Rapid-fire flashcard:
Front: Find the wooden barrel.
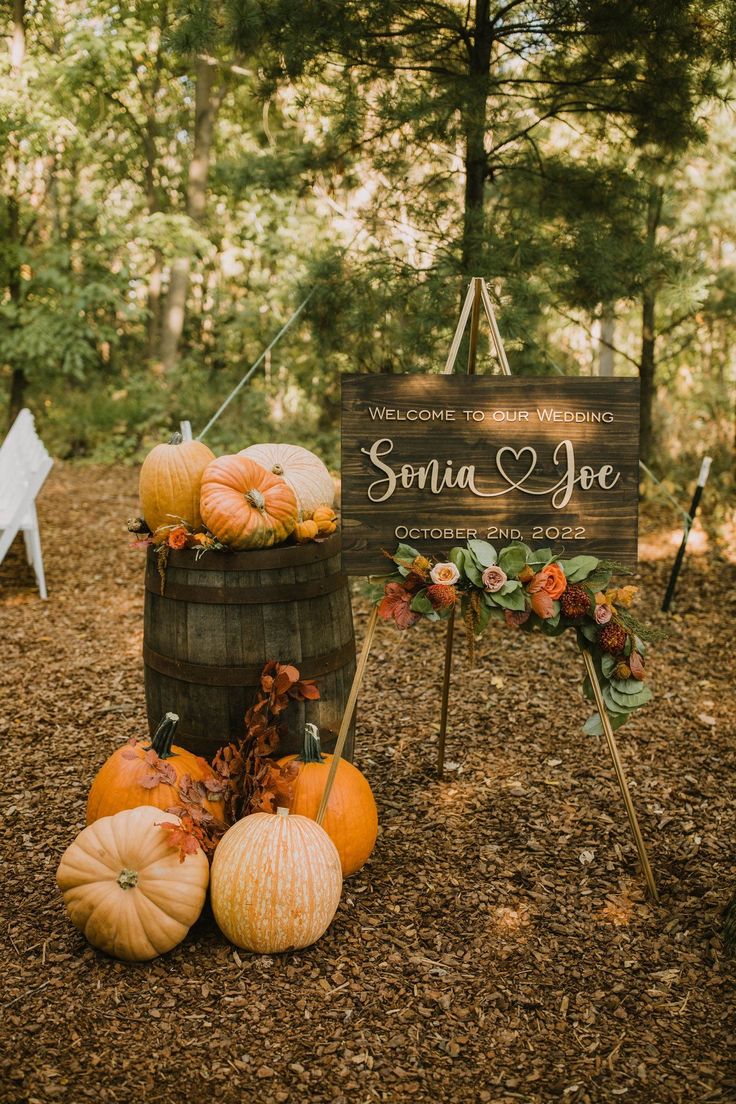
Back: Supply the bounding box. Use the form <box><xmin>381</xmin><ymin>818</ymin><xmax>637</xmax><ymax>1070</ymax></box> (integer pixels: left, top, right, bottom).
<box><xmin>143</xmin><ymin>533</ymin><xmax>356</xmax><ymax>761</ymax></box>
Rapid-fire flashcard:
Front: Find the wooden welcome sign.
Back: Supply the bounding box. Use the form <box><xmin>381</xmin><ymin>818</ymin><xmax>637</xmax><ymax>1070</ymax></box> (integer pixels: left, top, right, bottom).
<box><xmin>341</xmin><ymin>375</ymin><xmax>640</xmax><ymax>575</ymax></box>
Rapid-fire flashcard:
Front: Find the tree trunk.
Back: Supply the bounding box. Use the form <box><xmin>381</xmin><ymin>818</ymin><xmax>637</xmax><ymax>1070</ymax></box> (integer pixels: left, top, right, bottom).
<box><xmin>159</xmin><ymin>57</ymin><xmax>222</xmax><ymax>373</ymax></box>
<box><xmin>145</xmin><ymin>1</ymin><xmax>167</xmax><ymax>361</ymax></box>
<box><xmin>7</xmin><ymin>0</ymin><xmax>26</xmax><ymax>428</ymax></box>
<box><xmin>639</xmin><ymin>184</ymin><xmax>663</xmax><ymax>464</ymax></box>
<box><xmin>460</xmin><ymin>0</ymin><xmax>492</xmax><ymax>277</ymax></box>
<box><xmin>598</xmin><ymin>307</ymin><xmax>615</xmax><ymax>376</ymax></box>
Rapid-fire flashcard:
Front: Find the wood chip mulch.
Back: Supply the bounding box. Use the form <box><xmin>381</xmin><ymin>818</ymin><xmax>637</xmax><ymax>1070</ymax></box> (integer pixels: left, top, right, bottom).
<box><xmin>1</xmin><ymin>463</ymin><xmax>734</xmax><ymax>1104</ymax></box>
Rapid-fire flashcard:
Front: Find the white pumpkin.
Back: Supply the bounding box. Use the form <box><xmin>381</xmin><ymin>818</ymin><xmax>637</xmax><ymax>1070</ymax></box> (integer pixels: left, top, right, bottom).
<box><xmin>210</xmin><ymin>808</ymin><xmax>342</xmax><ymax>953</ymax></box>
<box><xmin>239</xmin><ymin>443</ymin><xmax>334</xmax><ymax>518</ymax></box>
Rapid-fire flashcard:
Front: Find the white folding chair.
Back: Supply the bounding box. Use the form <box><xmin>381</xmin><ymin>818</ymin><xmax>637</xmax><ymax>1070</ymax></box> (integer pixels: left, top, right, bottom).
<box><xmin>0</xmin><ymin>409</ymin><xmax>53</xmax><ymax>599</ymax></box>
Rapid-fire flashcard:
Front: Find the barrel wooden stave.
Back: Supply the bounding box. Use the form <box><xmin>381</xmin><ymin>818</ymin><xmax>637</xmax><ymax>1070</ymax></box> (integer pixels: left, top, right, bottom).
<box><xmin>143</xmin><ymin>535</ymin><xmax>356</xmax><ymax>761</ymax></box>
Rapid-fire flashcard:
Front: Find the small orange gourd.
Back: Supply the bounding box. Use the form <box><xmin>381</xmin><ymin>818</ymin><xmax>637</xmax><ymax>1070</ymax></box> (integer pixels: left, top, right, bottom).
<box><xmin>311</xmin><ymin>505</ymin><xmax>338</xmax><ymax>536</ymax></box>
<box><xmin>86</xmin><ymin>713</ymin><xmax>226</xmax><ymax>826</ymax></box>
<box><xmin>200</xmin><ymin>455</ymin><xmax>298</xmax><ymax>549</ymax></box>
<box><xmin>293</xmin><ymin>519</ymin><xmax>319</xmax><ymax>543</ymax></box>
<box><xmin>277</xmin><ymin>724</ymin><xmax>378</xmax><ymax>876</ymax></box>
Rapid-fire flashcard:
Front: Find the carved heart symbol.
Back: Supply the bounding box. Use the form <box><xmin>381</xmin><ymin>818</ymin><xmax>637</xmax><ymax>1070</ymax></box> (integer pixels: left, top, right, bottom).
<box><xmin>495</xmin><ymin>446</ymin><xmax>538</xmax><ymax>489</ymax></box>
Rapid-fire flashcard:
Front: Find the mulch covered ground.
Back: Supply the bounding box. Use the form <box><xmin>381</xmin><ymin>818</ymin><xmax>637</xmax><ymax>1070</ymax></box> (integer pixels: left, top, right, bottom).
<box><xmin>1</xmin><ymin>463</ymin><xmax>734</xmax><ymax>1104</ymax></box>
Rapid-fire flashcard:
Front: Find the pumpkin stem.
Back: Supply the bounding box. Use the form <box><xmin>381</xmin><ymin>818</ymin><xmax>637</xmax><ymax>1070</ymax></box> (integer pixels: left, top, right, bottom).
<box><xmin>169</xmin><ymin>431</ymin><xmax>183</xmax><ymax>445</ymax></box>
<box><xmin>300</xmin><ymin>722</ymin><xmax>325</xmax><ymax>763</ymax></box>
<box><xmin>277</xmin><ymin>806</ymin><xmax>289</xmax><ymax>818</ymax></box>
<box><xmin>272</xmin><ymin>463</ymin><xmax>284</xmax><ymax>475</ymax></box>
<box><xmin>245</xmin><ymin>487</ymin><xmax>266</xmax><ymax>511</ymax></box>
<box><xmin>117</xmin><ymin>869</ymin><xmax>139</xmax><ymax>890</ymax></box>
<box><xmin>150</xmin><ymin>712</ymin><xmax>179</xmax><ymax>759</ymax></box>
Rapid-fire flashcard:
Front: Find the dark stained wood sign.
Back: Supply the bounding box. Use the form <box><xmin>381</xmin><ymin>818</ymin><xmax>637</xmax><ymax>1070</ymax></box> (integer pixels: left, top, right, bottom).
<box><xmin>341</xmin><ymin>375</ymin><xmax>640</xmax><ymax>574</ymax></box>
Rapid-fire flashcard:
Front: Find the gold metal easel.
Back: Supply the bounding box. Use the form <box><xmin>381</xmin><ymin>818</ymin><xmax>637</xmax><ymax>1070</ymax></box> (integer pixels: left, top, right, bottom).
<box><xmin>320</xmin><ymin>276</ymin><xmax>659</xmax><ymax>902</ymax></box>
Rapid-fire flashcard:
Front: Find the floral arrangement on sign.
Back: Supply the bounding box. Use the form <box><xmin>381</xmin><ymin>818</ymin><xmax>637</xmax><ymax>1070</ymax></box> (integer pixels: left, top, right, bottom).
<box><xmin>128</xmin><ymin>435</ymin><xmax>338</xmax><ymax>560</ymax></box>
<box><xmin>376</xmin><ymin>539</ymin><xmax>660</xmax><ymax>735</ymax></box>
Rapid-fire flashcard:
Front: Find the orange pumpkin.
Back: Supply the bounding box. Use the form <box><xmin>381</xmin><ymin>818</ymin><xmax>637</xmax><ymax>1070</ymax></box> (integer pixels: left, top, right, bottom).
<box><xmin>200</xmin><ymin>455</ymin><xmax>298</xmax><ymax>549</ymax></box>
<box><xmin>277</xmin><ymin>724</ymin><xmax>378</xmax><ymax>877</ymax></box>
<box><xmin>86</xmin><ymin>713</ymin><xmax>226</xmax><ymax>826</ymax></box>
<box><xmin>139</xmin><ymin>432</ymin><xmax>215</xmax><ymax>541</ymax></box>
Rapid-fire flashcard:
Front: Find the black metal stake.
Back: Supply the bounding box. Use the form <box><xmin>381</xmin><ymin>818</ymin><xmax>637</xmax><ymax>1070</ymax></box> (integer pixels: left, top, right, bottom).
<box><xmin>661</xmin><ymin>456</ymin><xmax>712</xmax><ymax>613</ymax></box>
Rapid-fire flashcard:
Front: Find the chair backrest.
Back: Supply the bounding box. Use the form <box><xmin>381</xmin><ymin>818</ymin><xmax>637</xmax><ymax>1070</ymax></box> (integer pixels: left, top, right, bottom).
<box><xmin>0</xmin><ymin>409</ymin><xmax>53</xmax><ymax>517</ymax></box>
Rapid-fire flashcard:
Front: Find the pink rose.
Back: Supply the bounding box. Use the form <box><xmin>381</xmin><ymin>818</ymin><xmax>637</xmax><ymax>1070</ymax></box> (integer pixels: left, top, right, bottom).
<box><xmin>594</xmin><ymin>604</ymin><xmax>612</xmax><ymax>625</ymax></box>
<box><xmin>482</xmin><ymin>565</ymin><xmax>508</xmax><ymax>592</ymax></box>
<box><xmin>430</xmin><ymin>562</ymin><xmax>460</xmax><ymax>585</ymax></box>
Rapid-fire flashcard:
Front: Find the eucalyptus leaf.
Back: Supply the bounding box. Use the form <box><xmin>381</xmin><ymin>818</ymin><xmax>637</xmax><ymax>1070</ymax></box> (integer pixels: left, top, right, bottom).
<box><xmin>559</xmin><ymin>555</ymin><xmax>600</xmax><ymax>582</ymax></box>
<box><xmin>583</xmin><ymin>711</ymin><xmax>629</xmax><ymax>737</ymax></box>
<box><xmin>467</xmin><ymin>539</ymin><xmax>497</xmax><ymax>567</ymax></box>
<box><xmin>498</xmin><ymin>544</ymin><xmax>528</xmax><ymax>576</ymax></box>
<box><xmin>601</xmin><ymin>653</ymin><xmax>618</xmax><ymax>678</ymax></box>
<box><xmin>489</xmin><ymin>587</ymin><xmax>526</xmax><ymax>611</ymax></box>
<box><xmin>410</xmin><ymin>590</ymin><xmax>434</xmax><ymax>615</ymax></box>
<box><xmin>394</xmin><ymin>542</ymin><xmax>420</xmax><ymax>575</ymax></box>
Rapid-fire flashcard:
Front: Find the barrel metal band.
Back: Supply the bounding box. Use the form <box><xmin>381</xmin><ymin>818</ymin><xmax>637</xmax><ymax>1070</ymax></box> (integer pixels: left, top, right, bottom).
<box><xmin>143</xmin><ymin>640</ymin><xmax>356</xmax><ymax>686</ymax></box>
<box><xmin>145</xmin><ymin>565</ymin><xmax>348</xmax><ymax>604</ymax></box>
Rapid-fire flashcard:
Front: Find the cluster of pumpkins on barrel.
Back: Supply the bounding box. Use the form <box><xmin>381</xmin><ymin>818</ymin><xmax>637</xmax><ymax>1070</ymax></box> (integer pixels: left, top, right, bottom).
<box><xmin>138</xmin><ymin>435</ymin><xmax>338</xmax><ymax>547</ymax></box>
<box><xmin>56</xmin><ymin>716</ymin><xmax>378</xmax><ymax>961</ymax></box>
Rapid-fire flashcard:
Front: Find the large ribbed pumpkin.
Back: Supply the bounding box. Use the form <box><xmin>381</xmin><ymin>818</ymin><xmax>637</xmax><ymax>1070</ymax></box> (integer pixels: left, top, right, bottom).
<box><xmin>56</xmin><ymin>806</ymin><xmax>209</xmax><ymax>961</ymax></box>
<box><xmin>210</xmin><ymin>808</ymin><xmax>342</xmax><ymax>952</ymax></box>
<box><xmin>86</xmin><ymin>713</ymin><xmax>226</xmax><ymax>826</ymax></box>
<box><xmin>239</xmin><ymin>443</ymin><xmax>334</xmax><ymax>517</ymax></box>
<box><xmin>277</xmin><ymin>724</ymin><xmax>378</xmax><ymax>877</ymax></box>
<box><xmin>200</xmin><ymin>455</ymin><xmax>298</xmax><ymax>549</ymax></box>
<box><xmin>139</xmin><ymin>432</ymin><xmax>214</xmax><ymax>540</ymax></box>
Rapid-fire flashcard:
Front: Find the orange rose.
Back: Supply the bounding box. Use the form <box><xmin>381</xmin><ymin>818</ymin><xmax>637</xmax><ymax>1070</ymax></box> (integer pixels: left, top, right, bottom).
<box><xmin>527</xmin><ymin>562</ymin><xmax>566</xmax><ymax>599</ymax></box>
<box><xmin>168</xmin><ymin>526</ymin><xmax>189</xmax><ymax>550</ymax></box>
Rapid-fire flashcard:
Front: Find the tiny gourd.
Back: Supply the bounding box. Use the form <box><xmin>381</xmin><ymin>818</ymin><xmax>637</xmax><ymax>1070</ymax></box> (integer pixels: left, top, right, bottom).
<box><xmin>311</xmin><ymin>505</ymin><xmax>338</xmax><ymax>536</ymax></box>
<box><xmin>139</xmin><ymin>431</ymin><xmax>215</xmax><ymax>542</ymax></box>
<box><xmin>277</xmin><ymin>724</ymin><xmax>378</xmax><ymax>877</ymax></box>
<box><xmin>56</xmin><ymin>805</ymin><xmax>209</xmax><ymax>961</ymax></box>
<box><xmin>200</xmin><ymin>455</ymin><xmax>298</xmax><ymax>549</ymax></box>
<box><xmin>86</xmin><ymin>712</ymin><xmax>226</xmax><ymax>827</ymax></box>
<box><xmin>210</xmin><ymin>807</ymin><xmax>342</xmax><ymax>953</ymax></box>
<box><xmin>293</xmin><ymin>519</ymin><xmax>319</xmax><ymax>544</ymax></box>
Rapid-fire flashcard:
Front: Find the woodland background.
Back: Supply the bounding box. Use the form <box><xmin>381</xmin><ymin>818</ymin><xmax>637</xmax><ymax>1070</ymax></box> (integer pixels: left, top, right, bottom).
<box><xmin>1</xmin><ymin>0</ymin><xmax>735</xmax><ymax>534</ymax></box>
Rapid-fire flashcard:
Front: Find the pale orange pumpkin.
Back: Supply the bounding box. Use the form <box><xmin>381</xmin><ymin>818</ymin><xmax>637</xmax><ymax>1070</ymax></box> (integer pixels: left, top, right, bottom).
<box><xmin>86</xmin><ymin>713</ymin><xmax>226</xmax><ymax>826</ymax></box>
<box><xmin>277</xmin><ymin>724</ymin><xmax>378</xmax><ymax>877</ymax></box>
<box><xmin>139</xmin><ymin>432</ymin><xmax>215</xmax><ymax>541</ymax></box>
<box><xmin>210</xmin><ymin>807</ymin><xmax>342</xmax><ymax>953</ymax></box>
<box><xmin>200</xmin><ymin>455</ymin><xmax>298</xmax><ymax>549</ymax></box>
<box><xmin>56</xmin><ymin>805</ymin><xmax>209</xmax><ymax>961</ymax></box>
<box><xmin>239</xmin><ymin>443</ymin><xmax>334</xmax><ymax>517</ymax></box>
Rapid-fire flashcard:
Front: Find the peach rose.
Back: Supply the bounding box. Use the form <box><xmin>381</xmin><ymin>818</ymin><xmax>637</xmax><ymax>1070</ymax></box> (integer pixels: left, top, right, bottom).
<box><xmin>528</xmin><ymin>563</ymin><xmax>566</xmax><ymax>599</ymax></box>
<box><xmin>430</xmin><ymin>562</ymin><xmax>461</xmax><ymax>586</ymax></box>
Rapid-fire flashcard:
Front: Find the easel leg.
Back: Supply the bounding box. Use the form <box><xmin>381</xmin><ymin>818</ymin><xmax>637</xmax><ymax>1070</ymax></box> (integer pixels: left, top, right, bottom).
<box><xmin>316</xmin><ymin>605</ymin><xmax>379</xmax><ymax>825</ymax></box>
<box><xmin>436</xmin><ymin>605</ymin><xmax>456</xmax><ymax>778</ymax></box>
<box><xmin>582</xmin><ymin>649</ymin><xmax>659</xmax><ymax>902</ymax></box>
